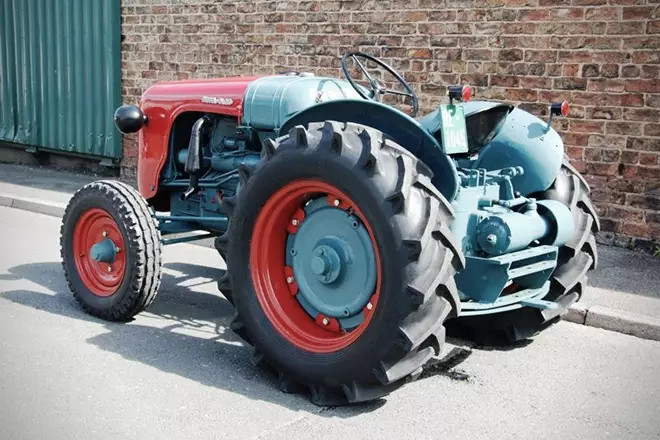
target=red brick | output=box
[628,137,660,153]
[606,121,643,136]
[591,79,627,92]
[623,108,660,123]
[601,64,620,78]
[550,8,585,20]
[645,124,660,137]
[649,21,660,34]
[621,94,645,107]
[570,120,606,133]
[623,6,660,20]
[585,7,619,21]
[640,153,659,166]
[625,79,660,93]
[517,9,550,21]
[607,206,645,223]
[506,88,539,101]
[588,135,627,150]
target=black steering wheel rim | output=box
[341,51,420,118]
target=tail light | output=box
[550,100,569,117]
[447,85,472,104]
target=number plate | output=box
[439,104,469,155]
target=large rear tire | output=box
[226,121,464,405]
[60,180,162,321]
[448,158,600,345]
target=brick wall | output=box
[120,0,660,250]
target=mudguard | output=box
[461,103,565,196]
[279,99,460,201]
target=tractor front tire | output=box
[60,180,162,321]
[225,121,464,405]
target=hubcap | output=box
[287,198,377,329]
[72,208,126,297]
[90,238,118,263]
[249,179,382,353]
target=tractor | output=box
[60,52,599,405]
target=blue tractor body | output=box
[65,52,598,404]
[233,74,577,318]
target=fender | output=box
[465,105,565,196]
[279,99,460,201]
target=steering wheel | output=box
[341,52,420,118]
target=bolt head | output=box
[486,233,497,245]
[102,231,108,237]
[286,276,294,284]
[322,318,329,325]
[366,302,373,310]
[291,219,299,226]
[107,266,112,272]
[115,247,121,253]
[333,199,340,207]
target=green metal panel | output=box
[0,0,122,160]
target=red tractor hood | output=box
[141,75,264,119]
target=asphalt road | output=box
[1,205,659,440]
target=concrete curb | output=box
[3,192,660,343]
[564,303,660,342]
[0,193,66,218]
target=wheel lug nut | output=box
[102,231,108,237]
[333,199,340,207]
[107,266,112,272]
[115,247,121,253]
[367,302,373,310]
[322,318,329,325]
[291,219,299,226]
[286,276,294,284]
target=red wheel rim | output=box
[250,180,382,353]
[72,208,127,297]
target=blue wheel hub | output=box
[286,198,377,330]
[90,238,117,263]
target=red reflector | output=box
[561,100,569,116]
[462,85,472,102]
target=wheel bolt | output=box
[102,231,108,237]
[333,199,340,206]
[291,219,299,226]
[367,302,373,310]
[115,247,121,253]
[107,266,112,272]
[286,276,294,284]
[322,318,329,325]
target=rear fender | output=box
[279,99,460,201]
[468,106,565,196]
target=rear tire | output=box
[448,158,599,345]
[60,180,162,321]
[226,121,464,404]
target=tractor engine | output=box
[450,166,574,315]
[164,114,262,232]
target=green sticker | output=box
[439,104,469,155]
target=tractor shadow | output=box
[0,261,385,416]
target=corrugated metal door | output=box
[0,0,122,161]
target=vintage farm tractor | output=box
[60,52,599,405]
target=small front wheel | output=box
[60,180,162,321]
